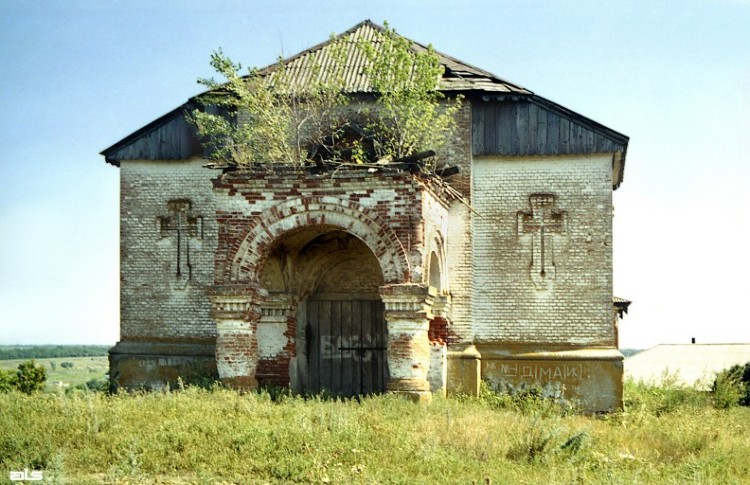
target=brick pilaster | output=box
[380,283,435,403]
[208,283,267,389]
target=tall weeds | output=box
[0,383,748,484]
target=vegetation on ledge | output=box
[189,22,462,174]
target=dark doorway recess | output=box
[305,294,388,396]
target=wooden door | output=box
[306,295,387,396]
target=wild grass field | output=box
[0,356,108,390]
[2,380,749,484]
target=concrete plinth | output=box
[109,340,217,391]
[446,344,482,396]
[477,345,624,412]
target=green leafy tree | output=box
[360,22,462,169]
[189,40,349,167]
[189,22,462,171]
[11,360,47,394]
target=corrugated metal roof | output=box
[259,20,531,95]
[625,344,750,390]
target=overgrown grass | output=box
[1,380,749,484]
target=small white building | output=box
[625,344,750,389]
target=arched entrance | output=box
[210,191,436,402]
[258,227,388,396]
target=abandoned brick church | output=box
[103,21,630,411]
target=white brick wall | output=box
[120,158,217,340]
[471,154,614,346]
[446,203,473,343]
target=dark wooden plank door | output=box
[306,297,387,397]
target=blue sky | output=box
[0,0,748,348]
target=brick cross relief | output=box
[159,199,202,286]
[517,194,566,290]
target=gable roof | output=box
[625,344,750,390]
[101,19,628,185]
[270,20,532,95]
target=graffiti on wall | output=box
[484,361,584,383]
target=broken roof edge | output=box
[363,20,532,95]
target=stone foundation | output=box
[446,344,482,396]
[477,344,623,412]
[109,340,217,391]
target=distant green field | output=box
[0,356,109,390]
[0,344,110,360]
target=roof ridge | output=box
[251,20,530,95]
[260,19,382,74]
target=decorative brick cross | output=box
[159,199,202,282]
[517,194,566,289]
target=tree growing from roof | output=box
[189,23,462,171]
[359,22,462,171]
[189,40,349,167]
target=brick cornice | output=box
[207,283,267,321]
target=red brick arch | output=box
[228,196,411,284]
